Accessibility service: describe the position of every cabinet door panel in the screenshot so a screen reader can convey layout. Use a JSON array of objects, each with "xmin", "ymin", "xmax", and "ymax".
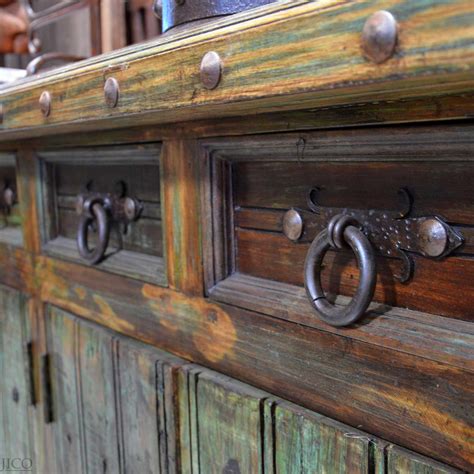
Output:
[
  {"xmin": 78, "ymin": 319, "xmax": 120, "ymax": 473},
  {"xmin": 47, "ymin": 307, "xmax": 84, "ymax": 473},
  {"xmin": 186, "ymin": 369, "xmax": 265, "ymax": 474},
  {"xmin": 0, "ymin": 286, "xmax": 33, "ymax": 462},
  {"xmin": 274, "ymin": 402, "xmax": 370, "ymax": 474}
]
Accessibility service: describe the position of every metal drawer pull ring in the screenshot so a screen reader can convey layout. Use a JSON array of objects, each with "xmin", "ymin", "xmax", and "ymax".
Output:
[
  {"xmin": 304, "ymin": 214, "xmax": 377, "ymax": 327},
  {"xmin": 77, "ymin": 200, "xmax": 110, "ymax": 265}
]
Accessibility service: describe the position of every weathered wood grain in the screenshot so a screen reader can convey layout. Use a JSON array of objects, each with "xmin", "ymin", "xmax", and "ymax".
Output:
[
  {"xmin": 0, "ymin": 1, "xmax": 473, "ymax": 139},
  {"xmin": 161, "ymin": 140, "xmax": 205, "ymax": 295},
  {"xmin": 77, "ymin": 319, "xmax": 121, "ymax": 473},
  {"xmin": 34, "ymin": 255, "xmax": 474, "ymax": 471},
  {"xmin": 0, "ymin": 286, "xmax": 34, "ymax": 464},
  {"xmin": 46, "ymin": 307, "xmax": 84, "ymax": 474}
]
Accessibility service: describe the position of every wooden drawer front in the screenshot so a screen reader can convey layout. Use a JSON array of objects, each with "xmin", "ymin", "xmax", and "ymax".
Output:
[
  {"xmin": 39, "ymin": 145, "xmax": 165, "ymax": 284},
  {"xmin": 0, "ymin": 153, "xmax": 22, "ymax": 247},
  {"xmin": 205, "ymin": 125, "xmax": 474, "ymax": 323}
]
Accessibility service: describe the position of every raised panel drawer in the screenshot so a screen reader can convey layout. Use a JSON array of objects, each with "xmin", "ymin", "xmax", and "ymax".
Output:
[
  {"xmin": 39, "ymin": 144, "xmax": 165, "ymax": 284},
  {"xmin": 204, "ymin": 124, "xmax": 474, "ymax": 324}
]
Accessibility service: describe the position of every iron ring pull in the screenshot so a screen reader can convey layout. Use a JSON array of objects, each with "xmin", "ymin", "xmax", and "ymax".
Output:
[
  {"xmin": 77, "ymin": 199, "xmax": 111, "ymax": 265},
  {"xmin": 304, "ymin": 214, "xmax": 377, "ymax": 327}
]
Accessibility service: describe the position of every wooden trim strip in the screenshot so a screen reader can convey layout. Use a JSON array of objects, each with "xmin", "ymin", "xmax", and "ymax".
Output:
[{"xmin": 0, "ymin": 0, "xmax": 473, "ymax": 139}]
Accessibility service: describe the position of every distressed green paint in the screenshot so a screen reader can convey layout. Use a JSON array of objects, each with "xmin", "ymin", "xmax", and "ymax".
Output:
[
  {"xmin": 0, "ymin": 286, "xmax": 33, "ymax": 463},
  {"xmin": 47, "ymin": 307, "xmax": 84, "ymax": 474}
]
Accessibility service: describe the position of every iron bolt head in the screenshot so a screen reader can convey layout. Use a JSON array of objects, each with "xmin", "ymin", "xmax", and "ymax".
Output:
[
  {"xmin": 283, "ymin": 209, "xmax": 304, "ymax": 241},
  {"xmin": 104, "ymin": 77, "xmax": 120, "ymax": 108},
  {"xmin": 153, "ymin": 0, "xmax": 162, "ymax": 18},
  {"xmin": 124, "ymin": 197, "xmax": 141, "ymax": 221},
  {"xmin": 39, "ymin": 91, "xmax": 52, "ymax": 117},
  {"xmin": 3, "ymin": 188, "xmax": 15, "ymax": 207},
  {"xmin": 75, "ymin": 195, "xmax": 85, "ymax": 215},
  {"xmin": 418, "ymin": 218, "xmax": 448, "ymax": 257},
  {"xmin": 361, "ymin": 10, "xmax": 398, "ymax": 64},
  {"xmin": 200, "ymin": 51, "xmax": 223, "ymax": 90}
]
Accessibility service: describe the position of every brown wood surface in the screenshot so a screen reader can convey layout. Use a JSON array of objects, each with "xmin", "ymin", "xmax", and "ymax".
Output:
[{"xmin": 0, "ymin": 1, "xmax": 473, "ymax": 140}]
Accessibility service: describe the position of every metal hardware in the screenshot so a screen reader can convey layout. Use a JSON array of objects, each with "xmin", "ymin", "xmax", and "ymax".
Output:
[
  {"xmin": 41, "ymin": 353, "xmax": 53, "ymax": 424},
  {"xmin": 283, "ymin": 187, "xmax": 464, "ymax": 326},
  {"xmin": 39, "ymin": 91, "xmax": 52, "ymax": 117},
  {"xmin": 361, "ymin": 10, "xmax": 398, "ymax": 64},
  {"xmin": 1, "ymin": 181, "xmax": 16, "ymax": 216},
  {"xmin": 305, "ymin": 215, "xmax": 377, "ymax": 327},
  {"xmin": 0, "ymin": 104, "xmax": 3, "ymax": 125},
  {"xmin": 76, "ymin": 181, "xmax": 143, "ymax": 265},
  {"xmin": 200, "ymin": 52, "xmax": 223, "ymax": 90},
  {"xmin": 26, "ymin": 53, "xmax": 85, "ymax": 76},
  {"xmin": 104, "ymin": 77, "xmax": 120, "ymax": 108},
  {"xmin": 161, "ymin": 0, "xmax": 275, "ymax": 31},
  {"xmin": 26, "ymin": 341, "xmax": 36, "ymax": 406}
]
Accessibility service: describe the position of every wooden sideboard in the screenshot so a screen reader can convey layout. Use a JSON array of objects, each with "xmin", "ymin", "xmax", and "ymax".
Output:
[{"xmin": 0, "ymin": 1, "xmax": 473, "ymax": 472}]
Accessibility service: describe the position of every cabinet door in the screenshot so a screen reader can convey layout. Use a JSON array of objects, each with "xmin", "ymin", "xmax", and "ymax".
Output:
[
  {"xmin": 45, "ymin": 306, "xmax": 183, "ymax": 473},
  {"xmin": 0, "ymin": 286, "xmax": 34, "ymax": 465}
]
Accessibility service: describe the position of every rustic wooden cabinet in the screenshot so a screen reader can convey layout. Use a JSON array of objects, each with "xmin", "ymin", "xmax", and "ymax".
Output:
[{"xmin": 0, "ymin": 1, "xmax": 473, "ymax": 472}]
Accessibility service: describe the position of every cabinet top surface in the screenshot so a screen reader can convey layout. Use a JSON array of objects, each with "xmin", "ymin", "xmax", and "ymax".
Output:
[{"xmin": 0, "ymin": 0, "xmax": 473, "ymax": 141}]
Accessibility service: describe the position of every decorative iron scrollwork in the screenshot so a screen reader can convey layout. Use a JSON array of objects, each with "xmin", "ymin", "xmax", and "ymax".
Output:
[
  {"xmin": 283, "ymin": 187, "xmax": 464, "ymax": 327},
  {"xmin": 75, "ymin": 180, "xmax": 143, "ymax": 265}
]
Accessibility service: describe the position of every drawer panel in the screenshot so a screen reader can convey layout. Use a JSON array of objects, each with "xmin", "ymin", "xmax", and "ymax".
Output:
[
  {"xmin": 0, "ymin": 153, "xmax": 22, "ymax": 247},
  {"xmin": 204, "ymin": 124, "xmax": 474, "ymax": 323},
  {"xmin": 39, "ymin": 145, "xmax": 165, "ymax": 284}
]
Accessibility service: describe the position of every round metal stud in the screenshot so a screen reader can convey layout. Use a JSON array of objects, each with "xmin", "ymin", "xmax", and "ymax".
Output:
[
  {"xmin": 200, "ymin": 51, "xmax": 223, "ymax": 90},
  {"xmin": 418, "ymin": 218, "xmax": 448, "ymax": 257},
  {"xmin": 124, "ymin": 197, "xmax": 141, "ymax": 221},
  {"xmin": 104, "ymin": 77, "xmax": 120, "ymax": 108},
  {"xmin": 39, "ymin": 91, "xmax": 52, "ymax": 117},
  {"xmin": 361, "ymin": 10, "xmax": 398, "ymax": 64},
  {"xmin": 282, "ymin": 209, "xmax": 304, "ymax": 241}
]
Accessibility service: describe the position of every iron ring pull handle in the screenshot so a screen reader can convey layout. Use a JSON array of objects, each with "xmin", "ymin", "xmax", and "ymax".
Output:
[
  {"xmin": 77, "ymin": 199, "xmax": 111, "ymax": 265},
  {"xmin": 304, "ymin": 214, "xmax": 377, "ymax": 327}
]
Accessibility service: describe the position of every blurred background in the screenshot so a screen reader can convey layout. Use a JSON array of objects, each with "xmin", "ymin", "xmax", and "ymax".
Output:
[{"xmin": 0, "ymin": 0, "xmax": 161, "ymax": 83}]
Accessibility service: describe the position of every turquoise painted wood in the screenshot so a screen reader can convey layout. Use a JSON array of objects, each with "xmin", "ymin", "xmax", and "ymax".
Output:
[
  {"xmin": 46, "ymin": 307, "xmax": 84, "ymax": 473},
  {"xmin": 0, "ymin": 286, "xmax": 33, "ymax": 466}
]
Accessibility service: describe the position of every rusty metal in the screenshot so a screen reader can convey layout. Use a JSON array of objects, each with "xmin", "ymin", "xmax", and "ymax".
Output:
[
  {"xmin": 285, "ymin": 187, "xmax": 464, "ymax": 326},
  {"xmin": 305, "ymin": 216, "xmax": 377, "ymax": 327},
  {"xmin": 39, "ymin": 91, "xmax": 52, "ymax": 117},
  {"xmin": 161, "ymin": 0, "xmax": 275, "ymax": 31},
  {"xmin": 26, "ymin": 53, "xmax": 85, "ymax": 76},
  {"xmin": 361, "ymin": 10, "xmax": 398, "ymax": 64},
  {"xmin": 200, "ymin": 52, "xmax": 223, "ymax": 90},
  {"xmin": 282, "ymin": 209, "xmax": 304, "ymax": 242},
  {"xmin": 76, "ymin": 182, "xmax": 143, "ymax": 264},
  {"xmin": 286, "ymin": 187, "xmax": 463, "ymax": 284},
  {"xmin": 104, "ymin": 77, "xmax": 120, "ymax": 108}
]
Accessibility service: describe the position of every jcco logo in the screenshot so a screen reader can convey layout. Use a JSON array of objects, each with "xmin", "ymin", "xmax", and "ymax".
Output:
[{"xmin": 0, "ymin": 458, "xmax": 33, "ymax": 472}]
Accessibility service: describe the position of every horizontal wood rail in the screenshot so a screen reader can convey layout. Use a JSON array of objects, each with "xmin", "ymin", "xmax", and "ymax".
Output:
[{"xmin": 0, "ymin": 0, "xmax": 473, "ymax": 140}]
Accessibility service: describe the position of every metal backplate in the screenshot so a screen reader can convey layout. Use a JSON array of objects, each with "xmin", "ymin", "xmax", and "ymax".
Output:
[
  {"xmin": 162, "ymin": 0, "xmax": 276, "ymax": 31},
  {"xmin": 283, "ymin": 187, "xmax": 464, "ymax": 283}
]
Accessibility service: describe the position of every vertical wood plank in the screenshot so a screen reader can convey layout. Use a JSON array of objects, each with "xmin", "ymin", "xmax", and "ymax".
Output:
[
  {"xmin": 188, "ymin": 368, "xmax": 266, "ymax": 474},
  {"xmin": 46, "ymin": 307, "xmax": 84, "ymax": 474},
  {"xmin": 15, "ymin": 149, "xmax": 42, "ymax": 254},
  {"xmin": 273, "ymin": 401, "xmax": 370, "ymax": 474},
  {"xmin": 161, "ymin": 140, "xmax": 204, "ymax": 295},
  {"xmin": 78, "ymin": 319, "xmax": 121, "ymax": 473},
  {"xmin": 386, "ymin": 445, "xmax": 463, "ymax": 473},
  {"xmin": 0, "ymin": 286, "xmax": 33, "ymax": 463},
  {"xmin": 117, "ymin": 338, "xmax": 162, "ymax": 473}
]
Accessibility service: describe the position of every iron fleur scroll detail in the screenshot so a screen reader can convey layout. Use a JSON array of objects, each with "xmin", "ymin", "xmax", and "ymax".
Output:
[{"xmin": 283, "ymin": 187, "xmax": 464, "ymax": 283}]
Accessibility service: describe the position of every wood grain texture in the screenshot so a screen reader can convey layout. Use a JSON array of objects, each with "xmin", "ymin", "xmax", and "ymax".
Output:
[
  {"xmin": 161, "ymin": 140, "xmax": 205, "ymax": 295},
  {"xmin": 33, "ymin": 255, "xmax": 474, "ymax": 471},
  {"xmin": 0, "ymin": 286, "xmax": 34, "ymax": 464},
  {"xmin": 0, "ymin": 0, "xmax": 473, "ymax": 139}
]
